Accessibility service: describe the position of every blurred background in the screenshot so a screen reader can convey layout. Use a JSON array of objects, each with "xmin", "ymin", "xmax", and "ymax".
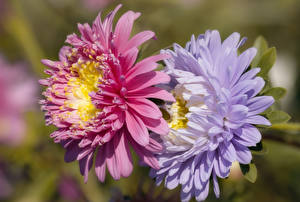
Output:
[{"xmin": 0, "ymin": 0, "xmax": 300, "ymax": 201}]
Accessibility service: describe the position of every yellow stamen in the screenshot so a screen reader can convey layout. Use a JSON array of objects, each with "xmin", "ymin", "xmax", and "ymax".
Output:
[
  {"xmin": 65, "ymin": 60, "xmax": 102, "ymax": 124},
  {"xmin": 168, "ymin": 98, "xmax": 189, "ymax": 130}
]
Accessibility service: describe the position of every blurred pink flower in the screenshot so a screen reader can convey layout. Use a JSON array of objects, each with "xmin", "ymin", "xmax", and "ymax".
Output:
[
  {"xmin": 0, "ymin": 55, "xmax": 37, "ymax": 146},
  {"xmin": 58, "ymin": 176, "xmax": 85, "ymax": 201},
  {"xmin": 0, "ymin": 0, "xmax": 8, "ymax": 21}
]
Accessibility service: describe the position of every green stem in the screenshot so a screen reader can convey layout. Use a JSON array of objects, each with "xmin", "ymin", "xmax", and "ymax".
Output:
[{"xmin": 270, "ymin": 123, "xmax": 300, "ymax": 132}]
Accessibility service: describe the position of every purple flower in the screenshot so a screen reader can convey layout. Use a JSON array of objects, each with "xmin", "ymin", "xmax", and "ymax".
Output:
[
  {"xmin": 0, "ymin": 55, "xmax": 37, "ymax": 146},
  {"xmin": 150, "ymin": 30, "xmax": 274, "ymax": 201}
]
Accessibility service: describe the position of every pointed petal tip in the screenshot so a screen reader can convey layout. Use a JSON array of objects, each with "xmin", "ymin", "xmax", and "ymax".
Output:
[{"xmin": 41, "ymin": 59, "xmax": 50, "ymax": 65}]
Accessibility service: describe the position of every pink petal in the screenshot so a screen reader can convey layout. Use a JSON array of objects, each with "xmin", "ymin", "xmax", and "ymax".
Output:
[
  {"xmin": 120, "ymin": 48, "xmax": 139, "ymax": 73},
  {"xmin": 78, "ymin": 23, "xmax": 93, "ymax": 42},
  {"xmin": 142, "ymin": 116, "xmax": 169, "ymax": 135},
  {"xmin": 126, "ymin": 71, "xmax": 170, "ymax": 92},
  {"xmin": 79, "ymin": 152, "xmax": 94, "ymax": 183},
  {"xmin": 145, "ymin": 138, "xmax": 163, "ymax": 153},
  {"xmin": 65, "ymin": 33, "xmax": 84, "ymax": 47},
  {"xmin": 102, "ymin": 4, "xmax": 122, "ymax": 38},
  {"xmin": 114, "ymin": 11, "xmax": 141, "ymax": 52},
  {"xmin": 77, "ymin": 147, "xmax": 94, "ymax": 161},
  {"xmin": 64, "ymin": 141, "xmax": 81, "ymax": 162},
  {"xmin": 125, "ymin": 110, "xmax": 149, "ymax": 146},
  {"xmin": 127, "ymin": 86, "xmax": 175, "ymax": 102},
  {"xmin": 127, "ymin": 98, "xmax": 162, "ymax": 119},
  {"xmin": 106, "ymin": 141, "xmax": 121, "ymax": 180},
  {"xmin": 59, "ymin": 46, "xmax": 71, "ymax": 62},
  {"xmin": 41, "ymin": 59, "xmax": 61, "ymax": 71},
  {"xmin": 120, "ymin": 31, "xmax": 155, "ymax": 53},
  {"xmin": 95, "ymin": 145, "xmax": 107, "ymax": 182},
  {"xmin": 128, "ymin": 134, "xmax": 160, "ymax": 169},
  {"xmin": 92, "ymin": 13, "xmax": 107, "ymax": 47},
  {"xmin": 111, "ymin": 111, "xmax": 125, "ymax": 131},
  {"xmin": 125, "ymin": 53, "xmax": 170, "ymax": 81},
  {"xmin": 92, "ymin": 4, "xmax": 122, "ymax": 49},
  {"xmin": 114, "ymin": 130, "xmax": 133, "ymax": 177}
]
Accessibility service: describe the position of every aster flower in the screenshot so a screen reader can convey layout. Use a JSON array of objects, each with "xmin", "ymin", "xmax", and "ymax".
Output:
[
  {"xmin": 150, "ymin": 30, "xmax": 275, "ymax": 201},
  {"xmin": 0, "ymin": 55, "xmax": 36, "ymax": 146},
  {"xmin": 40, "ymin": 5, "xmax": 174, "ymax": 183}
]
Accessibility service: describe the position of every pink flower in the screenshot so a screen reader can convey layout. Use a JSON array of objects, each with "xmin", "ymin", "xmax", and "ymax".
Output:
[
  {"xmin": 40, "ymin": 5, "xmax": 175, "ymax": 182},
  {"xmin": 0, "ymin": 55, "xmax": 36, "ymax": 146}
]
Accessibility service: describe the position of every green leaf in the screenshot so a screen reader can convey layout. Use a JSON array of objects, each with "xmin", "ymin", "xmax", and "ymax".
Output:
[
  {"xmin": 263, "ymin": 87, "xmax": 287, "ymax": 100},
  {"xmin": 257, "ymin": 47, "xmax": 277, "ymax": 79},
  {"xmin": 155, "ymin": 63, "xmax": 165, "ymax": 71},
  {"xmin": 251, "ymin": 36, "xmax": 268, "ymax": 68},
  {"xmin": 260, "ymin": 78, "xmax": 272, "ymax": 95},
  {"xmin": 240, "ymin": 163, "xmax": 257, "ymax": 183},
  {"xmin": 249, "ymin": 141, "xmax": 268, "ymax": 155},
  {"xmin": 261, "ymin": 106, "xmax": 273, "ymax": 115},
  {"xmin": 267, "ymin": 110, "xmax": 291, "ymax": 124},
  {"xmin": 149, "ymin": 98, "xmax": 165, "ymax": 105},
  {"xmin": 160, "ymin": 108, "xmax": 171, "ymax": 120}
]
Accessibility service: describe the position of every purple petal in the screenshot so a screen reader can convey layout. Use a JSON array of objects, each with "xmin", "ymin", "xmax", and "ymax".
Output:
[
  {"xmin": 245, "ymin": 115, "xmax": 271, "ymax": 126},
  {"xmin": 228, "ymin": 104, "xmax": 248, "ymax": 121},
  {"xmin": 213, "ymin": 172, "xmax": 220, "ymax": 198},
  {"xmin": 233, "ymin": 141, "xmax": 252, "ymax": 164},
  {"xmin": 165, "ymin": 173, "xmax": 179, "ymax": 190},
  {"xmin": 247, "ymin": 96, "xmax": 274, "ymax": 116},
  {"xmin": 235, "ymin": 124, "xmax": 262, "ymax": 147},
  {"xmin": 219, "ymin": 142, "xmax": 236, "ymax": 162},
  {"xmin": 195, "ymin": 180, "xmax": 210, "ymax": 201}
]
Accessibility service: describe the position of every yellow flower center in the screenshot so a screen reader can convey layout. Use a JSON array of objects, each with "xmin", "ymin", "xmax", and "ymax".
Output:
[
  {"xmin": 168, "ymin": 98, "xmax": 189, "ymax": 130},
  {"xmin": 65, "ymin": 60, "xmax": 102, "ymax": 124}
]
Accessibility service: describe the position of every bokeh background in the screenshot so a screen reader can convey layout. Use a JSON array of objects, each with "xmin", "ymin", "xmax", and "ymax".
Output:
[{"xmin": 0, "ymin": 0, "xmax": 300, "ymax": 201}]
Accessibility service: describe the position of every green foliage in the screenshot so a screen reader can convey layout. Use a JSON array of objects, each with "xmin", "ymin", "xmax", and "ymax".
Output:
[
  {"xmin": 251, "ymin": 36, "xmax": 277, "ymax": 80},
  {"xmin": 267, "ymin": 110, "xmax": 291, "ymax": 124},
  {"xmin": 256, "ymin": 47, "xmax": 277, "ymax": 79},
  {"xmin": 245, "ymin": 36, "xmax": 292, "ymax": 185},
  {"xmin": 249, "ymin": 142, "xmax": 268, "ymax": 155},
  {"xmin": 251, "ymin": 36, "xmax": 277, "ymax": 96},
  {"xmin": 251, "ymin": 36, "xmax": 291, "ymax": 128},
  {"xmin": 264, "ymin": 87, "xmax": 287, "ymax": 100},
  {"xmin": 251, "ymin": 36, "xmax": 268, "ymax": 68},
  {"xmin": 240, "ymin": 163, "xmax": 258, "ymax": 183}
]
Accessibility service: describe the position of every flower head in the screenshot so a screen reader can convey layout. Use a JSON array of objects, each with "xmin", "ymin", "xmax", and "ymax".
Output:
[
  {"xmin": 40, "ymin": 5, "xmax": 174, "ymax": 182},
  {"xmin": 150, "ymin": 30, "xmax": 274, "ymax": 201},
  {"xmin": 0, "ymin": 55, "xmax": 36, "ymax": 146}
]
